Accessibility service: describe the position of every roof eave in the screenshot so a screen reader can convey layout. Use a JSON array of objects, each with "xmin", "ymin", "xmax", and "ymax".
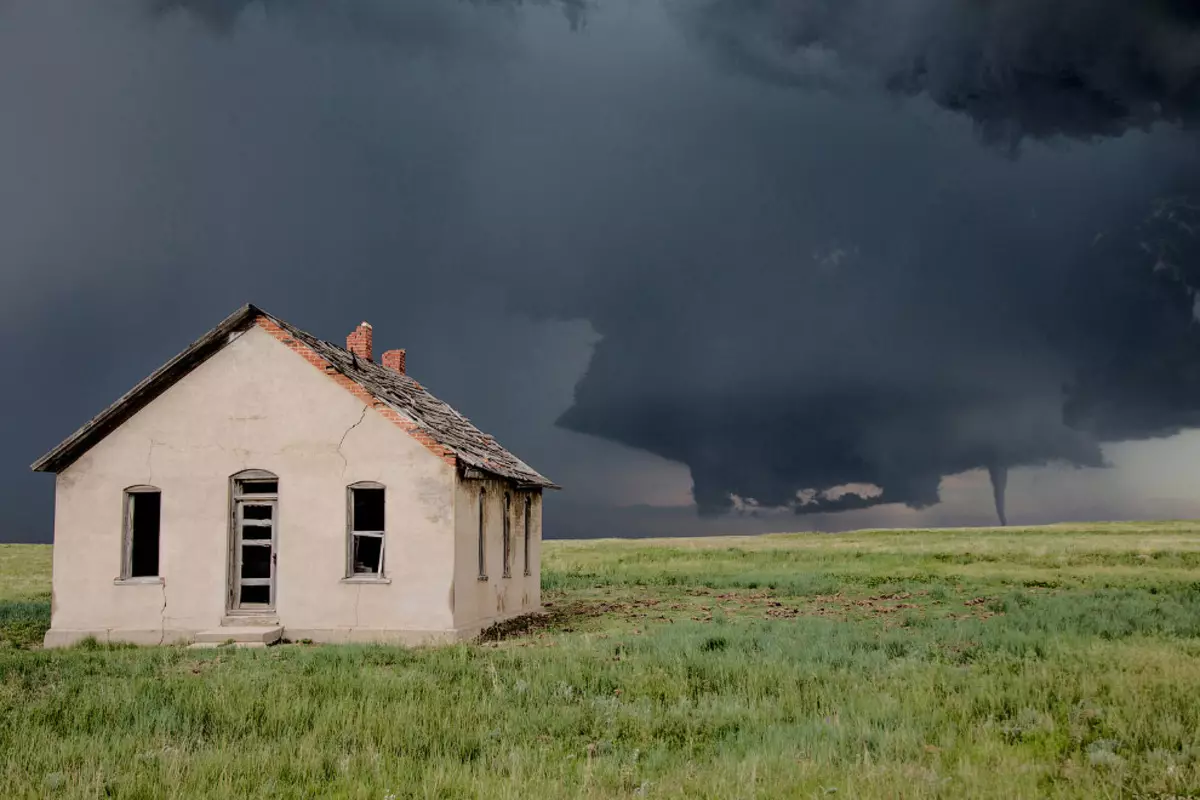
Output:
[
  {"xmin": 514, "ymin": 477, "xmax": 561, "ymax": 490},
  {"xmin": 457, "ymin": 461, "xmax": 559, "ymax": 491}
]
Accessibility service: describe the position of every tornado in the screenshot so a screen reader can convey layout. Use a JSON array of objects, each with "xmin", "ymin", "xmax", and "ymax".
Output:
[{"xmin": 987, "ymin": 464, "xmax": 1009, "ymax": 527}]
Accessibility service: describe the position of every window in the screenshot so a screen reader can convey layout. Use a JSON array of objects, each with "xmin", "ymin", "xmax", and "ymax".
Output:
[
  {"xmin": 524, "ymin": 496, "xmax": 532, "ymax": 577},
  {"xmin": 348, "ymin": 482, "xmax": 385, "ymax": 576},
  {"xmin": 502, "ymin": 493, "xmax": 512, "ymax": 578},
  {"xmin": 122, "ymin": 486, "xmax": 161, "ymax": 579},
  {"xmin": 477, "ymin": 489, "xmax": 487, "ymax": 579}
]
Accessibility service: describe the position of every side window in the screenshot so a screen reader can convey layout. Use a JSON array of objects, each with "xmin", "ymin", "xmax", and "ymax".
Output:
[
  {"xmin": 348, "ymin": 482, "xmax": 385, "ymax": 577},
  {"xmin": 123, "ymin": 486, "xmax": 161, "ymax": 579},
  {"xmin": 502, "ymin": 493, "xmax": 512, "ymax": 578},
  {"xmin": 523, "ymin": 496, "xmax": 532, "ymax": 577},
  {"xmin": 477, "ymin": 489, "xmax": 487, "ymax": 580}
]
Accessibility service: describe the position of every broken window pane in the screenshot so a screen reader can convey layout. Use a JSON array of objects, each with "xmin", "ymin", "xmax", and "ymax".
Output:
[
  {"xmin": 128, "ymin": 491, "xmax": 161, "ymax": 578},
  {"xmin": 348, "ymin": 486, "xmax": 385, "ymax": 576},
  {"xmin": 352, "ymin": 534, "xmax": 383, "ymax": 574},
  {"xmin": 241, "ymin": 545, "xmax": 271, "ymax": 579},
  {"xmin": 352, "ymin": 488, "xmax": 385, "ymax": 532},
  {"xmin": 240, "ymin": 481, "xmax": 278, "ymax": 495},
  {"xmin": 240, "ymin": 584, "xmax": 270, "ymax": 605}
]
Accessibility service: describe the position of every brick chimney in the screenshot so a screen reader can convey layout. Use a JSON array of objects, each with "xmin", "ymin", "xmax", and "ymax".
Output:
[
  {"xmin": 382, "ymin": 349, "xmax": 406, "ymax": 375},
  {"xmin": 346, "ymin": 322, "xmax": 373, "ymax": 362}
]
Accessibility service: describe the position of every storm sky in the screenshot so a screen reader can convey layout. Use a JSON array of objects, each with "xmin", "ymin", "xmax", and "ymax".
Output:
[{"xmin": 2, "ymin": 0, "xmax": 1199, "ymax": 542}]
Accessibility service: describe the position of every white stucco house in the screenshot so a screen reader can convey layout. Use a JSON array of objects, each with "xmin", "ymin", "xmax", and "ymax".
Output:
[{"xmin": 32, "ymin": 305, "xmax": 557, "ymax": 648}]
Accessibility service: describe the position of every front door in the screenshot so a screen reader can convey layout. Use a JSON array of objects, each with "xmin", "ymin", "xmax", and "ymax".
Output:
[{"xmin": 230, "ymin": 475, "xmax": 278, "ymax": 611}]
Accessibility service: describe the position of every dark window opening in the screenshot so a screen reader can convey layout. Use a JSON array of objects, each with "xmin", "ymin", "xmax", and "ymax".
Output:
[
  {"xmin": 127, "ymin": 490, "xmax": 161, "ymax": 578},
  {"xmin": 502, "ymin": 493, "xmax": 512, "ymax": 578},
  {"xmin": 352, "ymin": 489, "xmax": 385, "ymax": 532},
  {"xmin": 239, "ymin": 480, "xmax": 278, "ymax": 495},
  {"xmin": 477, "ymin": 489, "xmax": 487, "ymax": 579},
  {"xmin": 240, "ymin": 584, "xmax": 270, "ymax": 605},
  {"xmin": 524, "ymin": 497, "xmax": 532, "ymax": 577},
  {"xmin": 241, "ymin": 524, "xmax": 270, "ymax": 541},
  {"xmin": 349, "ymin": 485, "xmax": 385, "ymax": 576},
  {"xmin": 241, "ymin": 546, "xmax": 271, "ymax": 579},
  {"xmin": 243, "ymin": 505, "xmax": 272, "ymax": 521}
]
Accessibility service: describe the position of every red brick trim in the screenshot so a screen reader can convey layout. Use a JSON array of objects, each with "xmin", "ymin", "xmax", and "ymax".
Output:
[{"xmin": 254, "ymin": 315, "xmax": 458, "ymax": 467}]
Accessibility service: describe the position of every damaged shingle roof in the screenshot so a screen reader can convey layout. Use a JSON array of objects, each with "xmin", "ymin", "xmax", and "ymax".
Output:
[
  {"xmin": 32, "ymin": 304, "xmax": 558, "ymax": 489},
  {"xmin": 267, "ymin": 314, "xmax": 557, "ymax": 488}
]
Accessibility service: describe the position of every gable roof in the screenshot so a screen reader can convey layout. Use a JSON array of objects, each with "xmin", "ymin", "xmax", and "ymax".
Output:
[{"xmin": 31, "ymin": 304, "xmax": 558, "ymax": 489}]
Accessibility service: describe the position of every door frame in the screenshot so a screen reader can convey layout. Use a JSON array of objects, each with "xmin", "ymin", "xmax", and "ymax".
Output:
[{"xmin": 227, "ymin": 470, "xmax": 279, "ymax": 614}]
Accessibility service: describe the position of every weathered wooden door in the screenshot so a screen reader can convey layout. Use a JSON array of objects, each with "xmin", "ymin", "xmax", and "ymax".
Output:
[{"xmin": 230, "ymin": 473, "xmax": 278, "ymax": 612}]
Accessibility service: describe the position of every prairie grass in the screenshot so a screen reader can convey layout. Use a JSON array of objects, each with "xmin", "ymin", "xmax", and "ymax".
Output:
[
  {"xmin": 0, "ymin": 544, "xmax": 51, "ymax": 650},
  {"xmin": 2, "ymin": 523, "xmax": 1200, "ymax": 798}
]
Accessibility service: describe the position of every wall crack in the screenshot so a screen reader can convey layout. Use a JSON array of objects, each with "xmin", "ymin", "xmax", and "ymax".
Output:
[
  {"xmin": 158, "ymin": 581, "xmax": 168, "ymax": 645},
  {"xmin": 337, "ymin": 406, "xmax": 368, "ymax": 477},
  {"xmin": 145, "ymin": 437, "xmax": 163, "ymax": 485}
]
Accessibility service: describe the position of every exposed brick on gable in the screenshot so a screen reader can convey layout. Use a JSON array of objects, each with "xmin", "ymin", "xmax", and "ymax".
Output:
[{"xmin": 254, "ymin": 315, "xmax": 458, "ymax": 467}]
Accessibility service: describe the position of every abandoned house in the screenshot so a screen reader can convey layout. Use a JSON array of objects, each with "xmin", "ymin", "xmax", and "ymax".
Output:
[{"xmin": 32, "ymin": 304, "xmax": 557, "ymax": 647}]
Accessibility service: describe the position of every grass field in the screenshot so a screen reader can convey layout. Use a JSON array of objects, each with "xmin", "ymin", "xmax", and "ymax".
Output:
[{"xmin": 2, "ymin": 524, "xmax": 1200, "ymax": 798}]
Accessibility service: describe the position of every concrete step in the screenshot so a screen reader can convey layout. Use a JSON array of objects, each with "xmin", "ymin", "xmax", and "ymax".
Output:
[
  {"xmin": 194, "ymin": 625, "xmax": 283, "ymax": 645},
  {"xmin": 221, "ymin": 616, "xmax": 279, "ymax": 627}
]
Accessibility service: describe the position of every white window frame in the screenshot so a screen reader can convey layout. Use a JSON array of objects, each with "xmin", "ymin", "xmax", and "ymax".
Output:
[{"xmin": 347, "ymin": 481, "xmax": 386, "ymax": 579}]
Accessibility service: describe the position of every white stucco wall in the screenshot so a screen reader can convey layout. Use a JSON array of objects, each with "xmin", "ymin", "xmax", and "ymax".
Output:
[
  {"xmin": 451, "ymin": 476, "xmax": 543, "ymax": 636},
  {"xmin": 46, "ymin": 324, "xmax": 461, "ymax": 646}
]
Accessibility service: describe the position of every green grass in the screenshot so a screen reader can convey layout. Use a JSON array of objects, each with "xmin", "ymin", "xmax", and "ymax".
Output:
[
  {"xmin": 0, "ymin": 545, "xmax": 51, "ymax": 650},
  {"xmin": 3, "ymin": 524, "xmax": 1200, "ymax": 797}
]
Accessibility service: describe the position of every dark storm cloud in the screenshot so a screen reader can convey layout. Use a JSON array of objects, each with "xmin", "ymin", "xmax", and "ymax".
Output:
[
  {"xmin": 554, "ymin": 0, "xmax": 1200, "ymax": 520},
  {"xmin": 672, "ymin": 0, "xmax": 1200, "ymax": 147},
  {"xmin": 559, "ymin": 149, "xmax": 1200, "ymax": 518},
  {"xmin": 148, "ymin": 0, "xmax": 589, "ymax": 40},
  {"xmin": 2, "ymin": 0, "xmax": 1199, "ymax": 541}
]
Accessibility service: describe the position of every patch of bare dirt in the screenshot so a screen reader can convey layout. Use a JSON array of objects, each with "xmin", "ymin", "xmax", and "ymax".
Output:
[
  {"xmin": 479, "ymin": 587, "xmax": 1002, "ymax": 641},
  {"xmin": 476, "ymin": 597, "xmax": 667, "ymax": 642},
  {"xmin": 476, "ymin": 613, "xmax": 557, "ymax": 643}
]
